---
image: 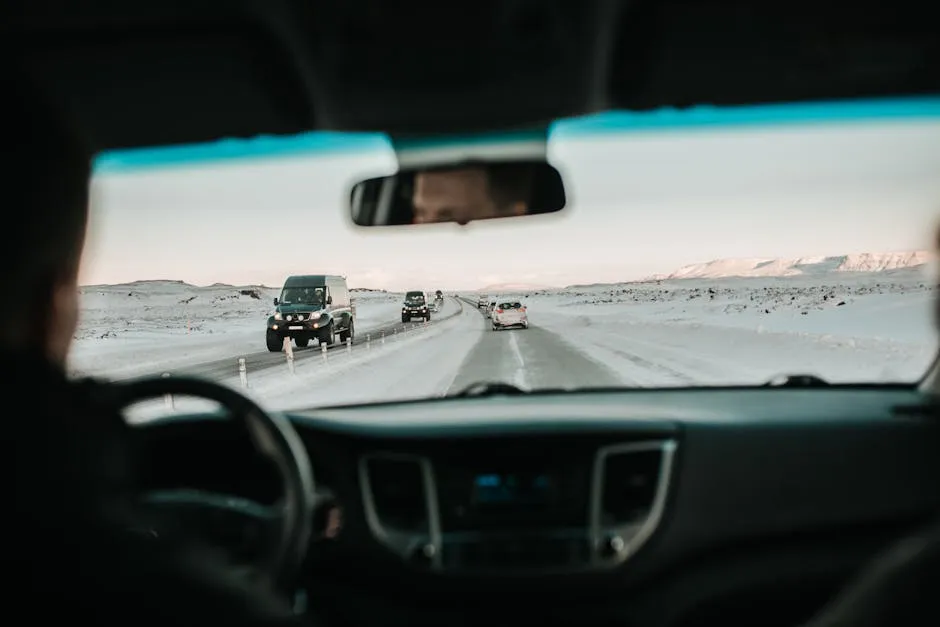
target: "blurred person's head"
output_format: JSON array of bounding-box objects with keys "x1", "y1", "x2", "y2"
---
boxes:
[
  {"x1": 1, "y1": 65, "x2": 92, "y2": 367},
  {"x1": 412, "y1": 162, "x2": 533, "y2": 225},
  {"x1": 935, "y1": 222, "x2": 940, "y2": 331}
]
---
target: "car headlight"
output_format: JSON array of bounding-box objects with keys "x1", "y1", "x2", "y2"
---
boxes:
[{"x1": 274, "y1": 312, "x2": 283, "y2": 320}]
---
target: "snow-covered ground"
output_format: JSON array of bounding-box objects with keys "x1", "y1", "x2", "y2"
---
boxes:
[
  {"x1": 69, "y1": 257, "x2": 939, "y2": 421},
  {"x1": 70, "y1": 282, "x2": 403, "y2": 379},
  {"x1": 523, "y1": 265, "x2": 937, "y2": 385},
  {"x1": 119, "y1": 295, "x2": 476, "y2": 421}
]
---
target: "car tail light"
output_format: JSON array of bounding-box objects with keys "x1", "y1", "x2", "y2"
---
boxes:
[{"x1": 496, "y1": 309, "x2": 504, "y2": 314}]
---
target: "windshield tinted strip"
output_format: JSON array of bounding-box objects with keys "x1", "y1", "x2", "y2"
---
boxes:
[
  {"x1": 94, "y1": 133, "x2": 391, "y2": 174},
  {"x1": 94, "y1": 97, "x2": 940, "y2": 174},
  {"x1": 551, "y1": 96, "x2": 940, "y2": 138}
]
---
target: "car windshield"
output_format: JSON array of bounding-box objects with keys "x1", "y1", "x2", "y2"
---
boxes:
[
  {"x1": 499, "y1": 303, "x2": 522, "y2": 310},
  {"x1": 76, "y1": 98, "x2": 940, "y2": 418},
  {"x1": 280, "y1": 287, "x2": 325, "y2": 306}
]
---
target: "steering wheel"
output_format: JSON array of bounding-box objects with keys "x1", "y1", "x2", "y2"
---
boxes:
[{"x1": 114, "y1": 376, "x2": 316, "y2": 593}]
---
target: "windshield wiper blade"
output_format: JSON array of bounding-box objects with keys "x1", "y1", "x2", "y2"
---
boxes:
[
  {"x1": 452, "y1": 382, "x2": 530, "y2": 397},
  {"x1": 764, "y1": 374, "x2": 830, "y2": 387}
]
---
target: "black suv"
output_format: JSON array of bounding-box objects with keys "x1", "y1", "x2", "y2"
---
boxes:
[
  {"x1": 402, "y1": 291, "x2": 431, "y2": 322},
  {"x1": 266, "y1": 274, "x2": 355, "y2": 351}
]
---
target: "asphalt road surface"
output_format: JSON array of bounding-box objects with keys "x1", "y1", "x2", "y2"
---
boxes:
[
  {"x1": 126, "y1": 297, "x2": 464, "y2": 382},
  {"x1": 447, "y1": 299, "x2": 621, "y2": 394},
  {"x1": 124, "y1": 295, "x2": 622, "y2": 396}
]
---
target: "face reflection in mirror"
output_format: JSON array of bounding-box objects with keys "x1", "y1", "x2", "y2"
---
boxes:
[{"x1": 411, "y1": 165, "x2": 529, "y2": 225}]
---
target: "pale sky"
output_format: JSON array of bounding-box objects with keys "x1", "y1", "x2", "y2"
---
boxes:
[{"x1": 81, "y1": 113, "x2": 940, "y2": 291}]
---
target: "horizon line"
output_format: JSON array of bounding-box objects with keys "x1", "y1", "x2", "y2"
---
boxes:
[{"x1": 79, "y1": 248, "x2": 935, "y2": 291}]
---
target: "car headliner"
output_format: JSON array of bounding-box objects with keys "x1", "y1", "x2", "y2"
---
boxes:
[{"x1": 3, "y1": 0, "x2": 938, "y2": 152}]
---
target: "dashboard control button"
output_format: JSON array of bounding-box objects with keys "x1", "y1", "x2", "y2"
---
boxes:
[
  {"x1": 599, "y1": 533, "x2": 626, "y2": 558},
  {"x1": 409, "y1": 542, "x2": 436, "y2": 566}
]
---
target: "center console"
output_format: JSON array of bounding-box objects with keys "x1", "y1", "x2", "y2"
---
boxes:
[{"x1": 358, "y1": 436, "x2": 677, "y2": 573}]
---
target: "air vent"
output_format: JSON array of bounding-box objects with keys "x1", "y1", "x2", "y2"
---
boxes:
[
  {"x1": 361, "y1": 456, "x2": 429, "y2": 533},
  {"x1": 591, "y1": 440, "x2": 676, "y2": 564},
  {"x1": 599, "y1": 445, "x2": 666, "y2": 526}
]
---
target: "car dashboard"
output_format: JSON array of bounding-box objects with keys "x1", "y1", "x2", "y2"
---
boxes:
[{"x1": 130, "y1": 387, "x2": 940, "y2": 627}]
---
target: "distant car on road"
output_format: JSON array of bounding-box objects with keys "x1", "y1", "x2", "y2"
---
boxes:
[
  {"x1": 491, "y1": 301, "x2": 529, "y2": 330},
  {"x1": 266, "y1": 274, "x2": 355, "y2": 351},
  {"x1": 477, "y1": 294, "x2": 489, "y2": 309},
  {"x1": 402, "y1": 290, "x2": 431, "y2": 322}
]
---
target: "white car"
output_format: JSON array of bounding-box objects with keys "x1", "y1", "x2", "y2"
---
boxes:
[{"x1": 491, "y1": 301, "x2": 528, "y2": 330}]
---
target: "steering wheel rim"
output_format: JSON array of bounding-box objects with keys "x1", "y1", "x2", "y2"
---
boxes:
[{"x1": 114, "y1": 376, "x2": 316, "y2": 591}]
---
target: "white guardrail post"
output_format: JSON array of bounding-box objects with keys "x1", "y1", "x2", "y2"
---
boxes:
[
  {"x1": 238, "y1": 357, "x2": 248, "y2": 388},
  {"x1": 162, "y1": 372, "x2": 174, "y2": 409},
  {"x1": 282, "y1": 337, "x2": 295, "y2": 375}
]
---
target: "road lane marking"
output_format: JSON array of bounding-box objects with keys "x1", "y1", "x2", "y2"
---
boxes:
[{"x1": 508, "y1": 330, "x2": 529, "y2": 389}]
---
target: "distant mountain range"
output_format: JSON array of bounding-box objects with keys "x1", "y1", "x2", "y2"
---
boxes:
[
  {"x1": 645, "y1": 250, "x2": 935, "y2": 281},
  {"x1": 82, "y1": 250, "x2": 935, "y2": 292}
]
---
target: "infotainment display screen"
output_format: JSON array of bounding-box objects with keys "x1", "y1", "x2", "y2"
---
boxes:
[
  {"x1": 436, "y1": 460, "x2": 591, "y2": 531},
  {"x1": 473, "y1": 472, "x2": 554, "y2": 504}
]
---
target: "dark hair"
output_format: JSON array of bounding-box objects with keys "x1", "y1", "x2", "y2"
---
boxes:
[{"x1": 1, "y1": 63, "x2": 92, "y2": 342}]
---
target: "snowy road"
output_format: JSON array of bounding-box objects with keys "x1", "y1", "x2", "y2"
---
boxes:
[
  {"x1": 446, "y1": 300, "x2": 621, "y2": 392},
  {"x1": 141, "y1": 296, "x2": 627, "y2": 400},
  {"x1": 125, "y1": 296, "x2": 465, "y2": 382},
  {"x1": 72, "y1": 268, "x2": 937, "y2": 422}
]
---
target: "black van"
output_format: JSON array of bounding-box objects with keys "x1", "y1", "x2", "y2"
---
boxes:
[
  {"x1": 402, "y1": 290, "x2": 431, "y2": 323},
  {"x1": 266, "y1": 275, "x2": 355, "y2": 351}
]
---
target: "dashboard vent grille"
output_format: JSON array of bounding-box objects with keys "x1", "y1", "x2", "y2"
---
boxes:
[
  {"x1": 598, "y1": 442, "x2": 671, "y2": 527},
  {"x1": 362, "y1": 456, "x2": 429, "y2": 533}
]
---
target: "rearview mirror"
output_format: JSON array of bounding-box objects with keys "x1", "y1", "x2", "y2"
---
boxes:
[
  {"x1": 273, "y1": 297, "x2": 279, "y2": 306},
  {"x1": 349, "y1": 160, "x2": 566, "y2": 226}
]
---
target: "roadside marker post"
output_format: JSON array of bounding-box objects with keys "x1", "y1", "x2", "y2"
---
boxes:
[
  {"x1": 321, "y1": 341, "x2": 328, "y2": 363},
  {"x1": 238, "y1": 357, "x2": 248, "y2": 388},
  {"x1": 162, "y1": 373, "x2": 174, "y2": 409},
  {"x1": 282, "y1": 337, "x2": 295, "y2": 375},
  {"x1": 381, "y1": 331, "x2": 385, "y2": 345},
  {"x1": 366, "y1": 333, "x2": 371, "y2": 350},
  {"x1": 346, "y1": 337, "x2": 352, "y2": 353}
]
